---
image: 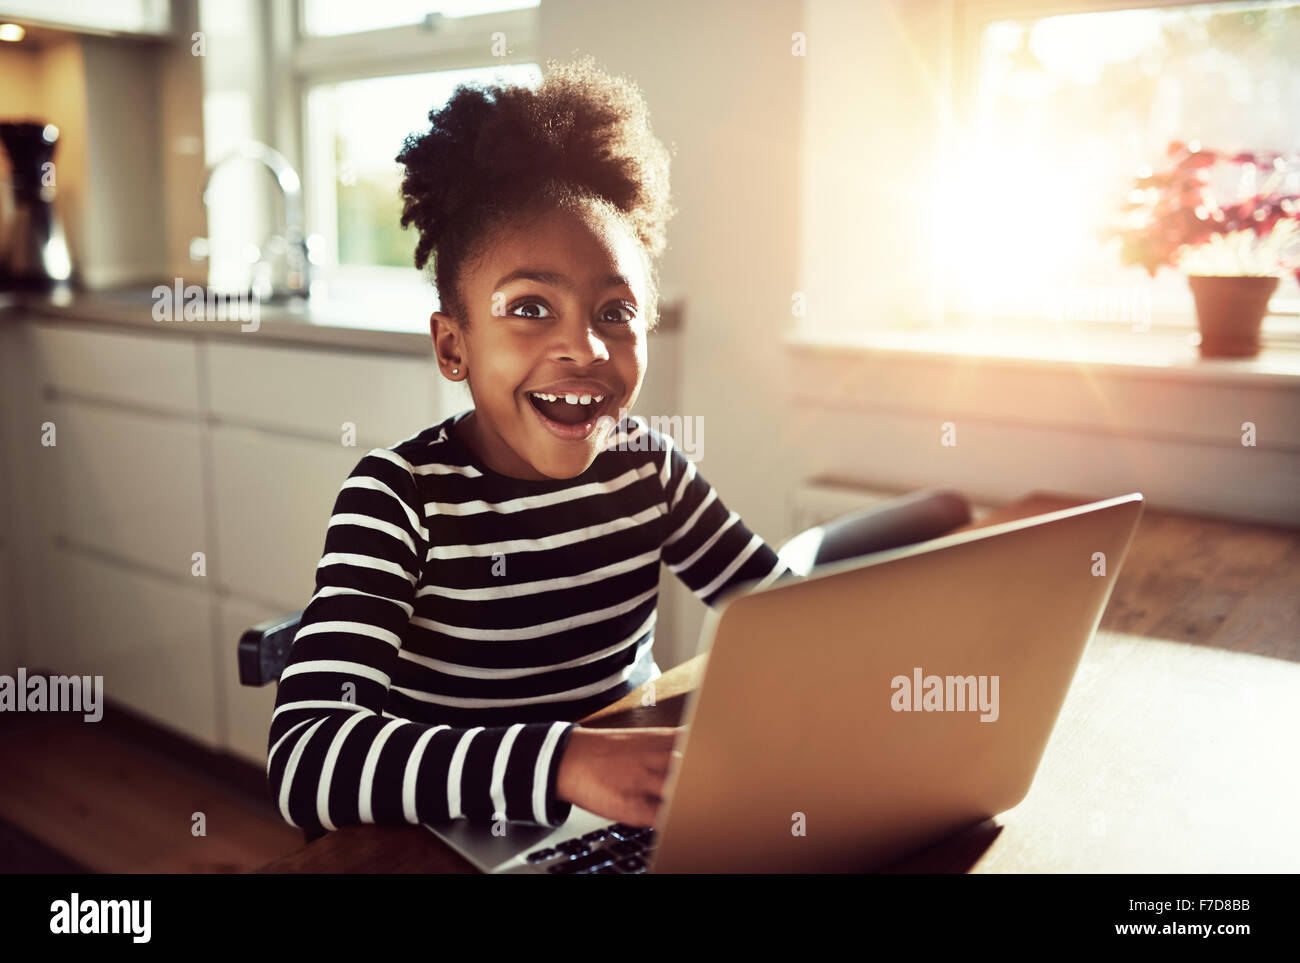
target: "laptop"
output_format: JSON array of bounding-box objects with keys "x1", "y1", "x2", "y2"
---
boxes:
[{"x1": 422, "y1": 492, "x2": 1145, "y2": 873}]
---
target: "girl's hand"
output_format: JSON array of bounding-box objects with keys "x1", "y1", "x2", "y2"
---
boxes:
[{"x1": 555, "y1": 726, "x2": 685, "y2": 827}]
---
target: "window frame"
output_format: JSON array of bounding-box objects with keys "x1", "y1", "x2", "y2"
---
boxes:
[
  {"x1": 945, "y1": 0, "x2": 1300, "y2": 341},
  {"x1": 281, "y1": 2, "x2": 541, "y2": 296}
]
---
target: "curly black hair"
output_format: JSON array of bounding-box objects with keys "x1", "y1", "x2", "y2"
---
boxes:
[{"x1": 395, "y1": 56, "x2": 674, "y2": 329}]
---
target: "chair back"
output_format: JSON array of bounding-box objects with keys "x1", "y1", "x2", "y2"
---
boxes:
[
  {"x1": 779, "y1": 486, "x2": 971, "y2": 576},
  {"x1": 238, "y1": 611, "x2": 303, "y2": 687}
]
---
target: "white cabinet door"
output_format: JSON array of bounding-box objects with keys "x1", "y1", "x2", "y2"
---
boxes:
[
  {"x1": 215, "y1": 595, "x2": 288, "y2": 766},
  {"x1": 46, "y1": 546, "x2": 218, "y2": 747},
  {"x1": 30, "y1": 322, "x2": 201, "y2": 415},
  {"x1": 0, "y1": 546, "x2": 14, "y2": 672},
  {"x1": 209, "y1": 425, "x2": 363, "y2": 612},
  {"x1": 0, "y1": 320, "x2": 25, "y2": 672},
  {"x1": 45, "y1": 400, "x2": 206, "y2": 577},
  {"x1": 206, "y1": 340, "x2": 451, "y2": 447}
]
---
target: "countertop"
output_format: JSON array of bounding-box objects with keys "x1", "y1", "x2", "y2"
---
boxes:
[{"x1": 0, "y1": 284, "x2": 683, "y2": 356}]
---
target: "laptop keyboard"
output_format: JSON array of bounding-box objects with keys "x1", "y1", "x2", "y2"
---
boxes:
[{"x1": 523, "y1": 823, "x2": 657, "y2": 874}]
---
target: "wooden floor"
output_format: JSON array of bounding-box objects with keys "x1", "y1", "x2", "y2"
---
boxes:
[
  {"x1": 1081, "y1": 505, "x2": 1299, "y2": 663},
  {"x1": 0, "y1": 710, "x2": 301, "y2": 873},
  {"x1": 0, "y1": 813, "x2": 91, "y2": 873},
  {"x1": 1, "y1": 499, "x2": 1296, "y2": 873}
]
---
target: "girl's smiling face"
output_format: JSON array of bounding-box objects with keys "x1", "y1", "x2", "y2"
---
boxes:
[{"x1": 430, "y1": 202, "x2": 651, "y2": 480}]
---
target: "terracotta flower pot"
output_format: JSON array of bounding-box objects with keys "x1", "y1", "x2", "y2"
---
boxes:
[{"x1": 1186, "y1": 275, "x2": 1279, "y2": 358}]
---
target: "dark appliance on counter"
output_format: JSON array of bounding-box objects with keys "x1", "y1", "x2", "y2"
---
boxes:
[{"x1": 0, "y1": 120, "x2": 73, "y2": 291}]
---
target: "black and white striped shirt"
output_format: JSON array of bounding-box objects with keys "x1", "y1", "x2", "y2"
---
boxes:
[{"x1": 266, "y1": 409, "x2": 795, "y2": 835}]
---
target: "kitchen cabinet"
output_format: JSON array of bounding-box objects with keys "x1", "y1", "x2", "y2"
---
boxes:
[
  {"x1": 14, "y1": 317, "x2": 456, "y2": 758},
  {"x1": 25, "y1": 323, "x2": 213, "y2": 745},
  {"x1": 0, "y1": 319, "x2": 23, "y2": 675},
  {"x1": 30, "y1": 322, "x2": 201, "y2": 414},
  {"x1": 205, "y1": 339, "x2": 445, "y2": 445},
  {"x1": 207, "y1": 425, "x2": 361, "y2": 612},
  {"x1": 6, "y1": 307, "x2": 689, "y2": 764},
  {"x1": 44, "y1": 399, "x2": 206, "y2": 574},
  {"x1": 0, "y1": 546, "x2": 14, "y2": 674},
  {"x1": 47, "y1": 546, "x2": 218, "y2": 745}
]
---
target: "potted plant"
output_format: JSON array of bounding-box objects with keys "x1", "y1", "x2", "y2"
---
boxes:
[{"x1": 1114, "y1": 141, "x2": 1300, "y2": 358}]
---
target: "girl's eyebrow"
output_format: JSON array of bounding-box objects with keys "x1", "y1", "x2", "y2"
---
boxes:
[{"x1": 493, "y1": 269, "x2": 631, "y2": 292}]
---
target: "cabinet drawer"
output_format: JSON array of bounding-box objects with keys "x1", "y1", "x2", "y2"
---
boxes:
[
  {"x1": 30, "y1": 322, "x2": 201, "y2": 414},
  {"x1": 45, "y1": 547, "x2": 218, "y2": 748},
  {"x1": 206, "y1": 340, "x2": 447, "y2": 445},
  {"x1": 46, "y1": 400, "x2": 206, "y2": 574},
  {"x1": 209, "y1": 425, "x2": 362, "y2": 611}
]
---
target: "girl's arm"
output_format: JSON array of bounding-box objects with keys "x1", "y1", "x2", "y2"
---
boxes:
[
  {"x1": 266, "y1": 448, "x2": 577, "y2": 835},
  {"x1": 656, "y1": 431, "x2": 800, "y2": 605}
]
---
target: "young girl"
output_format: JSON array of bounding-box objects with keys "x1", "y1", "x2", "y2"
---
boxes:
[{"x1": 266, "y1": 57, "x2": 796, "y2": 841}]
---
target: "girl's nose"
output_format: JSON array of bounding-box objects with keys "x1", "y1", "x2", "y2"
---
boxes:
[{"x1": 553, "y1": 315, "x2": 611, "y2": 364}]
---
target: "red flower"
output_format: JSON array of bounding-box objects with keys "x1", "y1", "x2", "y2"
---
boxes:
[
  {"x1": 1177, "y1": 150, "x2": 1218, "y2": 170},
  {"x1": 1113, "y1": 143, "x2": 1300, "y2": 278}
]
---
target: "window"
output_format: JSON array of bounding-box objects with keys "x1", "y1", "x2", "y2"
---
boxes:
[
  {"x1": 303, "y1": 64, "x2": 542, "y2": 282},
  {"x1": 940, "y1": 0, "x2": 1300, "y2": 336},
  {"x1": 301, "y1": 0, "x2": 538, "y2": 36},
  {"x1": 290, "y1": 2, "x2": 541, "y2": 306}
]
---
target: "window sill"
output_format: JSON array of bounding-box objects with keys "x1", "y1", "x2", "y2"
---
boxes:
[
  {"x1": 783, "y1": 324, "x2": 1300, "y2": 390},
  {"x1": 781, "y1": 321, "x2": 1299, "y2": 527}
]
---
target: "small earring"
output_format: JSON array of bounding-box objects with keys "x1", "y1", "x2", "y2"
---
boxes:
[{"x1": 451, "y1": 367, "x2": 459, "y2": 374}]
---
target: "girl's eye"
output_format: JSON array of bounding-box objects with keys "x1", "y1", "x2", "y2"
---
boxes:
[
  {"x1": 601, "y1": 302, "x2": 636, "y2": 324},
  {"x1": 509, "y1": 300, "x2": 553, "y2": 319}
]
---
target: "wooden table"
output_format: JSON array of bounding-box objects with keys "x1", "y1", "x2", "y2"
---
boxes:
[{"x1": 257, "y1": 493, "x2": 1300, "y2": 873}]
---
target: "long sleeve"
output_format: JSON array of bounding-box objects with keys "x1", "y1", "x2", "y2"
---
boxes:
[
  {"x1": 266, "y1": 447, "x2": 577, "y2": 835},
  {"x1": 657, "y1": 433, "x2": 799, "y2": 607}
]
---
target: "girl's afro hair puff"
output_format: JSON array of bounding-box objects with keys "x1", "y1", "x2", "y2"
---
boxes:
[{"x1": 396, "y1": 56, "x2": 675, "y2": 322}]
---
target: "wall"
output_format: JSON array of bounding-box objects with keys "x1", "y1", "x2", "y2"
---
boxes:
[
  {"x1": 157, "y1": 0, "x2": 207, "y2": 281},
  {"x1": 0, "y1": 41, "x2": 40, "y2": 115},
  {"x1": 4, "y1": 315, "x2": 451, "y2": 761},
  {"x1": 801, "y1": 0, "x2": 949, "y2": 337},
  {"x1": 79, "y1": 35, "x2": 166, "y2": 287},
  {"x1": 540, "y1": 0, "x2": 806, "y2": 667}
]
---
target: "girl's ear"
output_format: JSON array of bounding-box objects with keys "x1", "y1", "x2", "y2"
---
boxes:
[{"x1": 430, "y1": 311, "x2": 467, "y2": 376}]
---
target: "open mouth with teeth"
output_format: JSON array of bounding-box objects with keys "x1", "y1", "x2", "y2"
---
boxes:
[{"x1": 527, "y1": 390, "x2": 609, "y2": 427}]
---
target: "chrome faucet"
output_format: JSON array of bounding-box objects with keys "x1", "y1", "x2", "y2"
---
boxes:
[{"x1": 192, "y1": 141, "x2": 322, "y2": 300}]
